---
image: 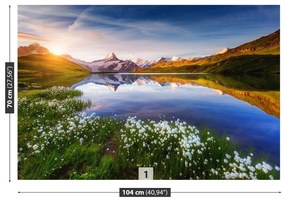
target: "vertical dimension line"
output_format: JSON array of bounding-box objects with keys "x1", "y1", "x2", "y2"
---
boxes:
[
  {"x1": 8, "y1": 5, "x2": 11, "y2": 182},
  {"x1": 9, "y1": 5, "x2": 11, "y2": 62},
  {"x1": 9, "y1": 114, "x2": 11, "y2": 182}
]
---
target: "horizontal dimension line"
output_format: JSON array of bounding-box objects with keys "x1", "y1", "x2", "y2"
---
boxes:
[
  {"x1": 19, "y1": 191, "x2": 281, "y2": 194},
  {"x1": 172, "y1": 191, "x2": 281, "y2": 194},
  {"x1": 19, "y1": 191, "x2": 119, "y2": 194}
]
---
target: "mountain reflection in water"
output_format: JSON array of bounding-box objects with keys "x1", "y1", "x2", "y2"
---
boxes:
[{"x1": 72, "y1": 73, "x2": 280, "y2": 164}]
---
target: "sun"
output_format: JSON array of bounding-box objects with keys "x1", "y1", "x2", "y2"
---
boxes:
[
  {"x1": 49, "y1": 45, "x2": 64, "y2": 55},
  {"x1": 51, "y1": 48, "x2": 63, "y2": 55}
]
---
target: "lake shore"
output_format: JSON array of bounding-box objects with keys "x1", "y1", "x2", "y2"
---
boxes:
[{"x1": 18, "y1": 87, "x2": 280, "y2": 180}]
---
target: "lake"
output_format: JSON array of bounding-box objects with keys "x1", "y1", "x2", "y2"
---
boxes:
[{"x1": 71, "y1": 73, "x2": 280, "y2": 165}]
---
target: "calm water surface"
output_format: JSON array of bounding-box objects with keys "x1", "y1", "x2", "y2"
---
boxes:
[{"x1": 72, "y1": 73, "x2": 280, "y2": 164}]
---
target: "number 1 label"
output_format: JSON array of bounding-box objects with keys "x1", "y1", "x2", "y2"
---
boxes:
[
  {"x1": 138, "y1": 167, "x2": 153, "y2": 180},
  {"x1": 144, "y1": 170, "x2": 148, "y2": 178}
]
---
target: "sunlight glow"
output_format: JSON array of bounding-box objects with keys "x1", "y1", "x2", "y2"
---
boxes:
[
  {"x1": 50, "y1": 43, "x2": 66, "y2": 55},
  {"x1": 50, "y1": 47, "x2": 64, "y2": 55}
]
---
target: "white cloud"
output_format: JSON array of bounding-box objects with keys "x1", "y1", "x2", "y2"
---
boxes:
[
  {"x1": 69, "y1": 7, "x2": 190, "y2": 37},
  {"x1": 18, "y1": 32, "x2": 49, "y2": 42}
]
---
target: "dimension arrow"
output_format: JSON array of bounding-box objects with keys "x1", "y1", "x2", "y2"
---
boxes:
[
  {"x1": 9, "y1": 5, "x2": 11, "y2": 62},
  {"x1": 18, "y1": 191, "x2": 281, "y2": 194},
  {"x1": 18, "y1": 191, "x2": 119, "y2": 194},
  {"x1": 8, "y1": 5, "x2": 12, "y2": 182},
  {"x1": 171, "y1": 191, "x2": 281, "y2": 194}
]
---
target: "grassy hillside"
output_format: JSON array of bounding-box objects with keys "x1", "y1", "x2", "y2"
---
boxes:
[
  {"x1": 204, "y1": 55, "x2": 279, "y2": 74},
  {"x1": 136, "y1": 29, "x2": 280, "y2": 74},
  {"x1": 141, "y1": 54, "x2": 279, "y2": 74},
  {"x1": 18, "y1": 54, "x2": 90, "y2": 90},
  {"x1": 18, "y1": 54, "x2": 90, "y2": 75},
  {"x1": 227, "y1": 29, "x2": 280, "y2": 55}
]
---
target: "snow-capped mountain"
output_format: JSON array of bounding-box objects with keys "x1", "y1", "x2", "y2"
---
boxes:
[
  {"x1": 135, "y1": 58, "x2": 157, "y2": 68},
  {"x1": 215, "y1": 47, "x2": 230, "y2": 55},
  {"x1": 18, "y1": 43, "x2": 50, "y2": 57},
  {"x1": 185, "y1": 56, "x2": 201, "y2": 62},
  {"x1": 104, "y1": 52, "x2": 119, "y2": 61},
  {"x1": 171, "y1": 56, "x2": 182, "y2": 61},
  {"x1": 158, "y1": 57, "x2": 172, "y2": 62},
  {"x1": 88, "y1": 53, "x2": 138, "y2": 72},
  {"x1": 65, "y1": 52, "x2": 139, "y2": 73},
  {"x1": 135, "y1": 56, "x2": 184, "y2": 68}
]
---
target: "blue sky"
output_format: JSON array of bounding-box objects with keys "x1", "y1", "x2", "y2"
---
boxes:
[{"x1": 18, "y1": 5, "x2": 280, "y2": 61}]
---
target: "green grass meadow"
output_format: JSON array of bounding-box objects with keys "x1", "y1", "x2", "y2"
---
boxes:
[{"x1": 18, "y1": 87, "x2": 280, "y2": 180}]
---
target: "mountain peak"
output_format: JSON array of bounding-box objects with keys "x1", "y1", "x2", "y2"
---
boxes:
[
  {"x1": 215, "y1": 47, "x2": 230, "y2": 55},
  {"x1": 18, "y1": 43, "x2": 50, "y2": 57},
  {"x1": 104, "y1": 52, "x2": 119, "y2": 61},
  {"x1": 30, "y1": 43, "x2": 41, "y2": 47},
  {"x1": 158, "y1": 57, "x2": 171, "y2": 62},
  {"x1": 171, "y1": 56, "x2": 181, "y2": 61},
  {"x1": 135, "y1": 58, "x2": 143, "y2": 63}
]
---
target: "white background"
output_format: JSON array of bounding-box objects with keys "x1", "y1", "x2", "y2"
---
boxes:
[{"x1": 0, "y1": 0, "x2": 284, "y2": 201}]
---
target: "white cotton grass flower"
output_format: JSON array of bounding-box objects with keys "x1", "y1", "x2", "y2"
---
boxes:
[
  {"x1": 255, "y1": 163, "x2": 262, "y2": 170},
  {"x1": 79, "y1": 138, "x2": 84, "y2": 145},
  {"x1": 19, "y1": 106, "x2": 280, "y2": 181},
  {"x1": 261, "y1": 162, "x2": 273, "y2": 173},
  {"x1": 32, "y1": 144, "x2": 38, "y2": 150},
  {"x1": 248, "y1": 166, "x2": 255, "y2": 172}
]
